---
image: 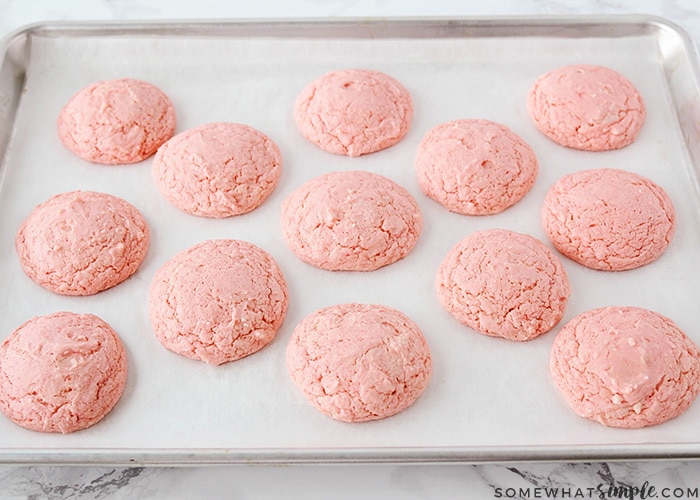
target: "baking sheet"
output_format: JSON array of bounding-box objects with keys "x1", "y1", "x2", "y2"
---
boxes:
[{"x1": 1, "y1": 16, "x2": 700, "y2": 464}]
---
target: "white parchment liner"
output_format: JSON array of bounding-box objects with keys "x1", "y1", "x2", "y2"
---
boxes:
[{"x1": 0, "y1": 29, "x2": 699, "y2": 457}]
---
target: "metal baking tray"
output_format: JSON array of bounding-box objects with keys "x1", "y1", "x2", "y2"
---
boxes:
[{"x1": 1, "y1": 16, "x2": 700, "y2": 465}]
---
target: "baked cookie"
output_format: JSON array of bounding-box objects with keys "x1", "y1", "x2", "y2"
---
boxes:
[
  {"x1": 0, "y1": 312, "x2": 128, "y2": 433},
  {"x1": 286, "y1": 303, "x2": 432, "y2": 423},
  {"x1": 527, "y1": 64, "x2": 645, "y2": 151},
  {"x1": 16, "y1": 190, "x2": 150, "y2": 296},
  {"x1": 436, "y1": 229, "x2": 570, "y2": 341},
  {"x1": 415, "y1": 119, "x2": 538, "y2": 215},
  {"x1": 550, "y1": 306, "x2": 700, "y2": 428},
  {"x1": 149, "y1": 239, "x2": 288, "y2": 366},
  {"x1": 294, "y1": 69, "x2": 413, "y2": 157},
  {"x1": 541, "y1": 168, "x2": 676, "y2": 271},
  {"x1": 152, "y1": 122, "x2": 282, "y2": 218},
  {"x1": 281, "y1": 170, "x2": 422, "y2": 271},
  {"x1": 57, "y1": 78, "x2": 176, "y2": 164}
]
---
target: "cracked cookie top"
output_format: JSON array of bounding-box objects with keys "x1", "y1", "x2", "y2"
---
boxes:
[
  {"x1": 57, "y1": 78, "x2": 176, "y2": 164},
  {"x1": 436, "y1": 229, "x2": 570, "y2": 341},
  {"x1": 286, "y1": 303, "x2": 432, "y2": 423},
  {"x1": 280, "y1": 170, "x2": 422, "y2": 272},
  {"x1": 152, "y1": 122, "x2": 282, "y2": 218},
  {"x1": 527, "y1": 64, "x2": 645, "y2": 151},
  {"x1": 15, "y1": 190, "x2": 149, "y2": 296},
  {"x1": 293, "y1": 69, "x2": 413, "y2": 157},
  {"x1": 0, "y1": 312, "x2": 128, "y2": 434},
  {"x1": 550, "y1": 306, "x2": 700, "y2": 428},
  {"x1": 541, "y1": 168, "x2": 676, "y2": 271},
  {"x1": 148, "y1": 239, "x2": 288, "y2": 366},
  {"x1": 416, "y1": 119, "x2": 538, "y2": 215}
]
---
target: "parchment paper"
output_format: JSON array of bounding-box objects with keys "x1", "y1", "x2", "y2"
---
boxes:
[{"x1": 0, "y1": 26, "x2": 699, "y2": 459}]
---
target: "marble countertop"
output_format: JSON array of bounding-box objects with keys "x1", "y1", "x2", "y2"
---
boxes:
[{"x1": 1, "y1": 0, "x2": 700, "y2": 498}]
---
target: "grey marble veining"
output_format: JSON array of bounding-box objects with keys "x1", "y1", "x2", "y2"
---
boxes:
[
  {"x1": 1, "y1": 0, "x2": 700, "y2": 498},
  {"x1": 1, "y1": 466, "x2": 148, "y2": 499},
  {"x1": 1, "y1": 461, "x2": 698, "y2": 498}
]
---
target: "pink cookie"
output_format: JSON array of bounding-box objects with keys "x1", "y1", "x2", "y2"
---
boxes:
[
  {"x1": 149, "y1": 239, "x2": 288, "y2": 366},
  {"x1": 16, "y1": 191, "x2": 149, "y2": 296},
  {"x1": 294, "y1": 69, "x2": 413, "y2": 157},
  {"x1": 286, "y1": 303, "x2": 432, "y2": 423},
  {"x1": 281, "y1": 170, "x2": 422, "y2": 271},
  {"x1": 541, "y1": 168, "x2": 676, "y2": 271},
  {"x1": 550, "y1": 306, "x2": 700, "y2": 428},
  {"x1": 0, "y1": 312, "x2": 128, "y2": 433},
  {"x1": 152, "y1": 122, "x2": 282, "y2": 218},
  {"x1": 436, "y1": 229, "x2": 570, "y2": 341},
  {"x1": 57, "y1": 78, "x2": 176, "y2": 164},
  {"x1": 416, "y1": 119, "x2": 538, "y2": 215},
  {"x1": 527, "y1": 64, "x2": 645, "y2": 151}
]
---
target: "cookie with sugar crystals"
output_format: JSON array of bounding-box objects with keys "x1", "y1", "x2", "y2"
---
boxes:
[
  {"x1": 436, "y1": 229, "x2": 570, "y2": 341},
  {"x1": 527, "y1": 64, "x2": 645, "y2": 151},
  {"x1": 416, "y1": 119, "x2": 538, "y2": 215},
  {"x1": 0, "y1": 312, "x2": 128, "y2": 433},
  {"x1": 15, "y1": 190, "x2": 149, "y2": 296},
  {"x1": 294, "y1": 69, "x2": 413, "y2": 157},
  {"x1": 149, "y1": 239, "x2": 288, "y2": 366},
  {"x1": 286, "y1": 303, "x2": 432, "y2": 423},
  {"x1": 152, "y1": 122, "x2": 282, "y2": 218},
  {"x1": 281, "y1": 170, "x2": 422, "y2": 271},
  {"x1": 550, "y1": 306, "x2": 700, "y2": 428},
  {"x1": 541, "y1": 168, "x2": 676, "y2": 271},
  {"x1": 58, "y1": 78, "x2": 176, "y2": 164}
]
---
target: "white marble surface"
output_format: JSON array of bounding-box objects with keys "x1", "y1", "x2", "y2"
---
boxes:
[{"x1": 1, "y1": 0, "x2": 700, "y2": 498}]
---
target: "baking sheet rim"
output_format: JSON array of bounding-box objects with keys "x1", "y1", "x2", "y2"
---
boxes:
[
  {"x1": 2, "y1": 443, "x2": 700, "y2": 466},
  {"x1": 1, "y1": 14, "x2": 700, "y2": 465}
]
